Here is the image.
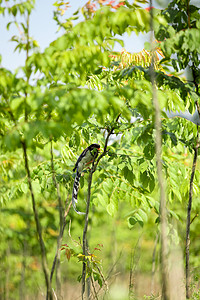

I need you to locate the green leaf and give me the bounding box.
[93,272,103,287]
[103,179,113,194]
[20,182,28,194]
[127,216,137,228]
[123,166,134,184]
[143,143,155,160]
[97,193,108,207]
[107,202,115,216]
[32,180,41,194]
[10,97,24,111]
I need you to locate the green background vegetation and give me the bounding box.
[0,0,200,299]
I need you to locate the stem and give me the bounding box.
[21,140,52,300]
[91,274,99,300]
[128,249,134,299]
[149,2,169,299]
[186,129,199,298]
[82,169,93,299]
[50,199,72,284]
[93,113,121,173]
[50,140,63,299]
[95,263,109,293]
[186,64,200,298]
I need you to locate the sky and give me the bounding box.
[0,0,150,71]
[1,0,199,72]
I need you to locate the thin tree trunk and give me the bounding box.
[21,140,52,300]
[151,62,169,300]
[149,1,169,299]
[50,141,63,300]
[186,134,199,298]
[82,170,93,299]
[186,65,200,298]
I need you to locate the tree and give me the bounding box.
[1,0,200,299]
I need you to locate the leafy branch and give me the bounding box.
[81,114,120,299]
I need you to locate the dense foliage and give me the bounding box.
[0,0,200,299]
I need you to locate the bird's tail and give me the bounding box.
[72,170,85,215]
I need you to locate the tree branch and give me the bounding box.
[81,114,120,299]
[93,113,121,173]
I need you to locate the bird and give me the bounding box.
[72,143,100,215]
[165,108,200,125]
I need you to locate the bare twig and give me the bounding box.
[190,213,198,225]
[149,2,169,299]
[95,251,123,297]
[65,199,72,218]
[95,264,109,292]
[93,113,121,173]
[52,288,58,300]
[90,275,98,300]
[106,250,123,281]
[50,196,71,284]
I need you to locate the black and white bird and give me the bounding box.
[72,143,100,215]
